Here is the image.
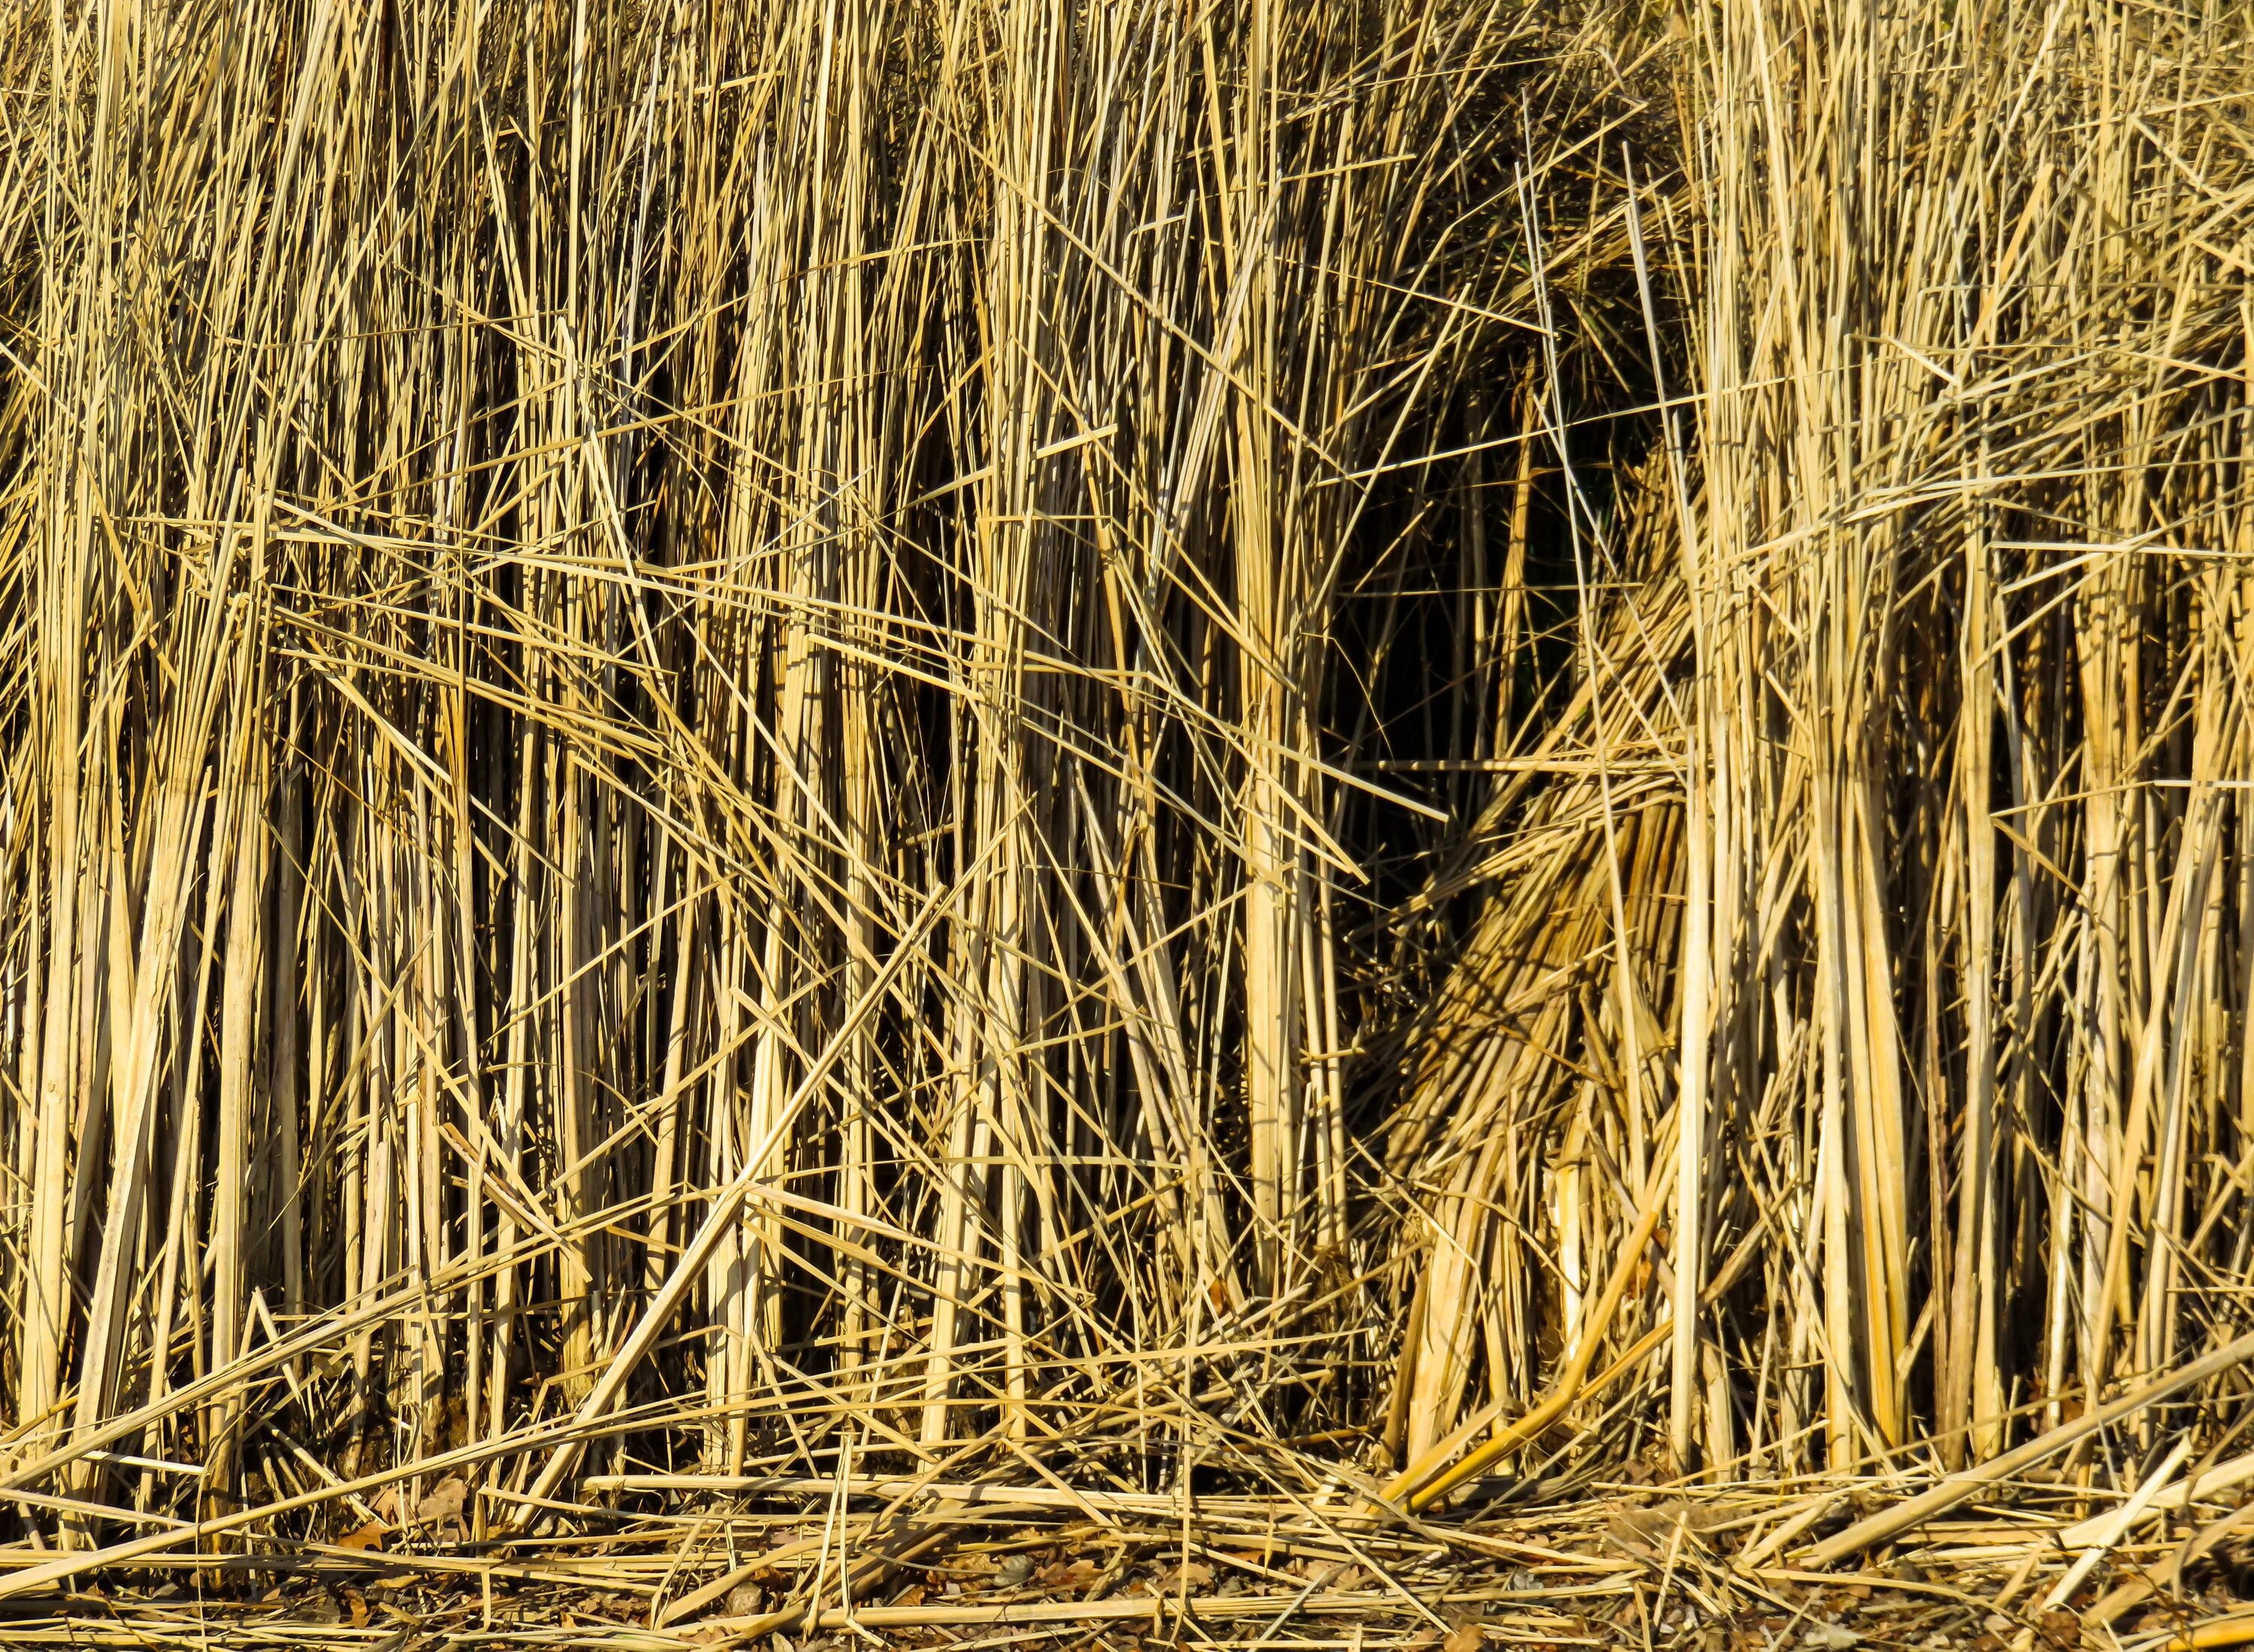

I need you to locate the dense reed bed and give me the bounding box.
[0,0,2249,1597]
[1390,0,2254,1502]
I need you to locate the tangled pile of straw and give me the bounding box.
[0,0,2248,1578]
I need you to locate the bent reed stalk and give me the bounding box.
[0,0,2247,1564]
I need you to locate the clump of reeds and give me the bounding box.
[1385,0,2254,1506]
[0,0,2247,1587]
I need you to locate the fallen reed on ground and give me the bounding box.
[0,0,2251,1615]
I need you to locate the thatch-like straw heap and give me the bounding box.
[0,0,2251,1634]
